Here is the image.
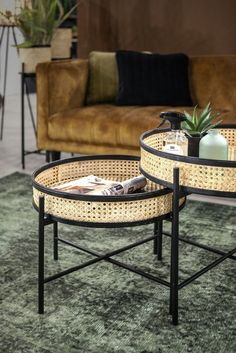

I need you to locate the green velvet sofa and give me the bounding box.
[36,55,236,158]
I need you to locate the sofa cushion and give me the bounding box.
[116,50,193,107]
[86,51,118,105]
[48,105,164,147]
[47,105,233,149]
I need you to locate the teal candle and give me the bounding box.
[199,130,228,160]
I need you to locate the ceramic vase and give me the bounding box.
[199,129,228,160]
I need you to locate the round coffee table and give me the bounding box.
[32,155,185,317]
[140,124,236,324]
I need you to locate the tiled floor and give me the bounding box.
[0,93,235,206]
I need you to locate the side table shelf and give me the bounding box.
[140,124,236,324]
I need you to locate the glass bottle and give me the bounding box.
[160,111,188,156]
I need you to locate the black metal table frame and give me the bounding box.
[36,198,171,315]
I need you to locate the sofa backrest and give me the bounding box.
[37,59,89,117]
[85,52,236,111]
[190,55,236,111]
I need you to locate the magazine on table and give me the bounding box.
[52,175,147,196]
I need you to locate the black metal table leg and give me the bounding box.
[0,26,5,46]
[46,151,50,163]
[0,26,10,140]
[11,26,18,54]
[21,64,25,169]
[51,151,61,161]
[170,168,180,325]
[0,26,5,125]
[38,196,45,314]
[153,220,163,260]
[25,80,37,136]
[53,222,58,261]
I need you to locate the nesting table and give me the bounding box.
[32,155,185,321]
[32,126,235,325]
[140,124,236,324]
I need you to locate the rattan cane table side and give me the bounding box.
[140,126,236,197]
[32,155,185,226]
[33,189,176,224]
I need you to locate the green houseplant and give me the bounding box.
[12,0,76,72]
[182,103,222,157]
[16,0,65,48]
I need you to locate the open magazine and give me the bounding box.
[52,175,147,196]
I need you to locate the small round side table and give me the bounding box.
[140,124,236,324]
[32,155,185,317]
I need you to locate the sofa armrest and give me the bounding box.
[36,59,88,149]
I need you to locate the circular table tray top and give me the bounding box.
[32,155,185,226]
[140,125,236,197]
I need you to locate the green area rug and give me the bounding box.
[0,172,236,353]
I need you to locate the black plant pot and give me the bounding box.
[187,136,201,157]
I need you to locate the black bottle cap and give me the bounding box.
[160,111,186,130]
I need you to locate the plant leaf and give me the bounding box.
[182,119,196,130]
[196,111,211,130]
[192,105,198,127]
[200,120,223,135]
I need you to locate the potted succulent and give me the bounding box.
[183,103,222,157]
[11,0,75,73]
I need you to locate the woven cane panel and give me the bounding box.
[33,158,178,223]
[33,188,177,223]
[57,159,140,184]
[35,166,59,188]
[141,128,236,193]
[218,128,236,146]
[145,132,166,150]
[35,160,160,192]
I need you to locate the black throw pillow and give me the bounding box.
[115,50,193,106]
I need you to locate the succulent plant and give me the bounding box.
[182,103,222,137]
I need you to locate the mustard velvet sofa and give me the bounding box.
[36,55,236,158]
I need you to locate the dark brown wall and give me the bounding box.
[78,0,236,58]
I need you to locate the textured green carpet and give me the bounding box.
[0,172,236,353]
